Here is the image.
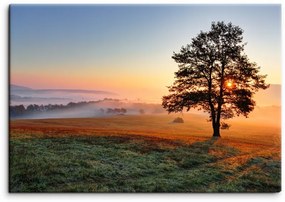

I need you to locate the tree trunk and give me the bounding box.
[212,122,221,137]
[213,61,225,138]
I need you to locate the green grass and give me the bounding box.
[9,135,281,192]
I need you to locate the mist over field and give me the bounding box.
[10,98,166,120]
[253,84,281,106]
[10,84,281,123]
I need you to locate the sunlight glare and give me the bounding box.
[226,80,234,89]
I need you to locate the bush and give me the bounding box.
[221,122,231,130]
[173,117,184,123]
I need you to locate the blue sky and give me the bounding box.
[10,5,281,102]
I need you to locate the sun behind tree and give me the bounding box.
[162,21,269,137]
[224,79,237,91]
[225,80,233,89]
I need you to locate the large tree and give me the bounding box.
[162,22,269,137]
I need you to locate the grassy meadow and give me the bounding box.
[9,113,281,192]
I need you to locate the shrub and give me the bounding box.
[221,122,231,130]
[173,117,184,123]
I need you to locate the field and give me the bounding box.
[9,113,281,192]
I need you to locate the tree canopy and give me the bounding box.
[162,21,269,137]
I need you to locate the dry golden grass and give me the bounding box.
[10,113,280,158]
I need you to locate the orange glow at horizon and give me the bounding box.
[10,70,170,103]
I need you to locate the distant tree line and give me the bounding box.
[9,98,131,118]
[99,108,127,115]
[10,99,121,118]
[10,98,156,118]
[10,105,26,117]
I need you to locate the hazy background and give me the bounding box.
[10,83,281,123]
[10,5,281,103]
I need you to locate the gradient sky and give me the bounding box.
[10,5,281,102]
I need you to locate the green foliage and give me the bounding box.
[9,136,280,192]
